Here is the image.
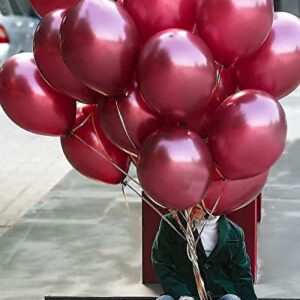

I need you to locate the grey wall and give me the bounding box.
[276,0,300,16]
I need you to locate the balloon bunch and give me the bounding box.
[1,0,299,216]
[1,1,299,298]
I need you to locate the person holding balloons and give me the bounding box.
[152,205,257,300]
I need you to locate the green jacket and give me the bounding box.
[151,214,257,300]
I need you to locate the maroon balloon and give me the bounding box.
[137,29,216,122]
[186,65,237,137]
[101,85,163,155]
[124,0,197,42]
[137,128,213,210]
[209,90,287,180]
[61,109,130,184]
[60,0,140,96]
[0,53,76,136]
[196,0,273,66]
[30,0,79,16]
[237,12,300,100]
[203,171,268,215]
[34,9,102,104]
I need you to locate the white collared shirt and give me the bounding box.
[194,216,219,257]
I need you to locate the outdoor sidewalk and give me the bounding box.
[0,109,72,236]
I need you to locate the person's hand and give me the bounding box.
[179,296,194,300]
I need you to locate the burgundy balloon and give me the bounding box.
[186,65,237,137]
[196,0,274,66]
[61,109,130,184]
[60,0,140,96]
[101,85,163,155]
[137,128,213,210]
[209,90,287,180]
[34,9,102,104]
[30,0,79,16]
[124,0,197,42]
[203,171,268,215]
[237,12,300,100]
[137,29,216,122]
[0,53,76,136]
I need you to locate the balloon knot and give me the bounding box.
[65,131,73,138]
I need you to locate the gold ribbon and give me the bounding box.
[114,98,139,158]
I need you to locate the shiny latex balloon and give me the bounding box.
[137,128,213,210]
[236,12,300,100]
[34,9,102,104]
[209,90,287,180]
[196,0,274,66]
[101,85,163,155]
[30,0,79,16]
[61,109,130,184]
[137,29,216,122]
[0,53,76,136]
[124,0,197,42]
[203,171,268,215]
[186,65,237,138]
[60,0,140,96]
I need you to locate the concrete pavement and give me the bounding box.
[0,108,71,236]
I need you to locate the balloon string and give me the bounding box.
[231,193,260,213]
[73,132,140,185]
[172,210,204,299]
[91,112,112,160]
[175,184,226,300]
[200,177,226,220]
[69,108,112,167]
[171,210,208,300]
[70,111,94,135]
[196,189,223,246]
[121,181,130,212]
[115,98,139,158]
[71,132,185,240]
[122,181,187,241]
[213,65,224,103]
[186,211,208,300]
[184,190,225,300]
[87,121,167,211]
[215,166,226,181]
[72,111,165,209]
[197,177,227,246]
[129,154,138,166]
